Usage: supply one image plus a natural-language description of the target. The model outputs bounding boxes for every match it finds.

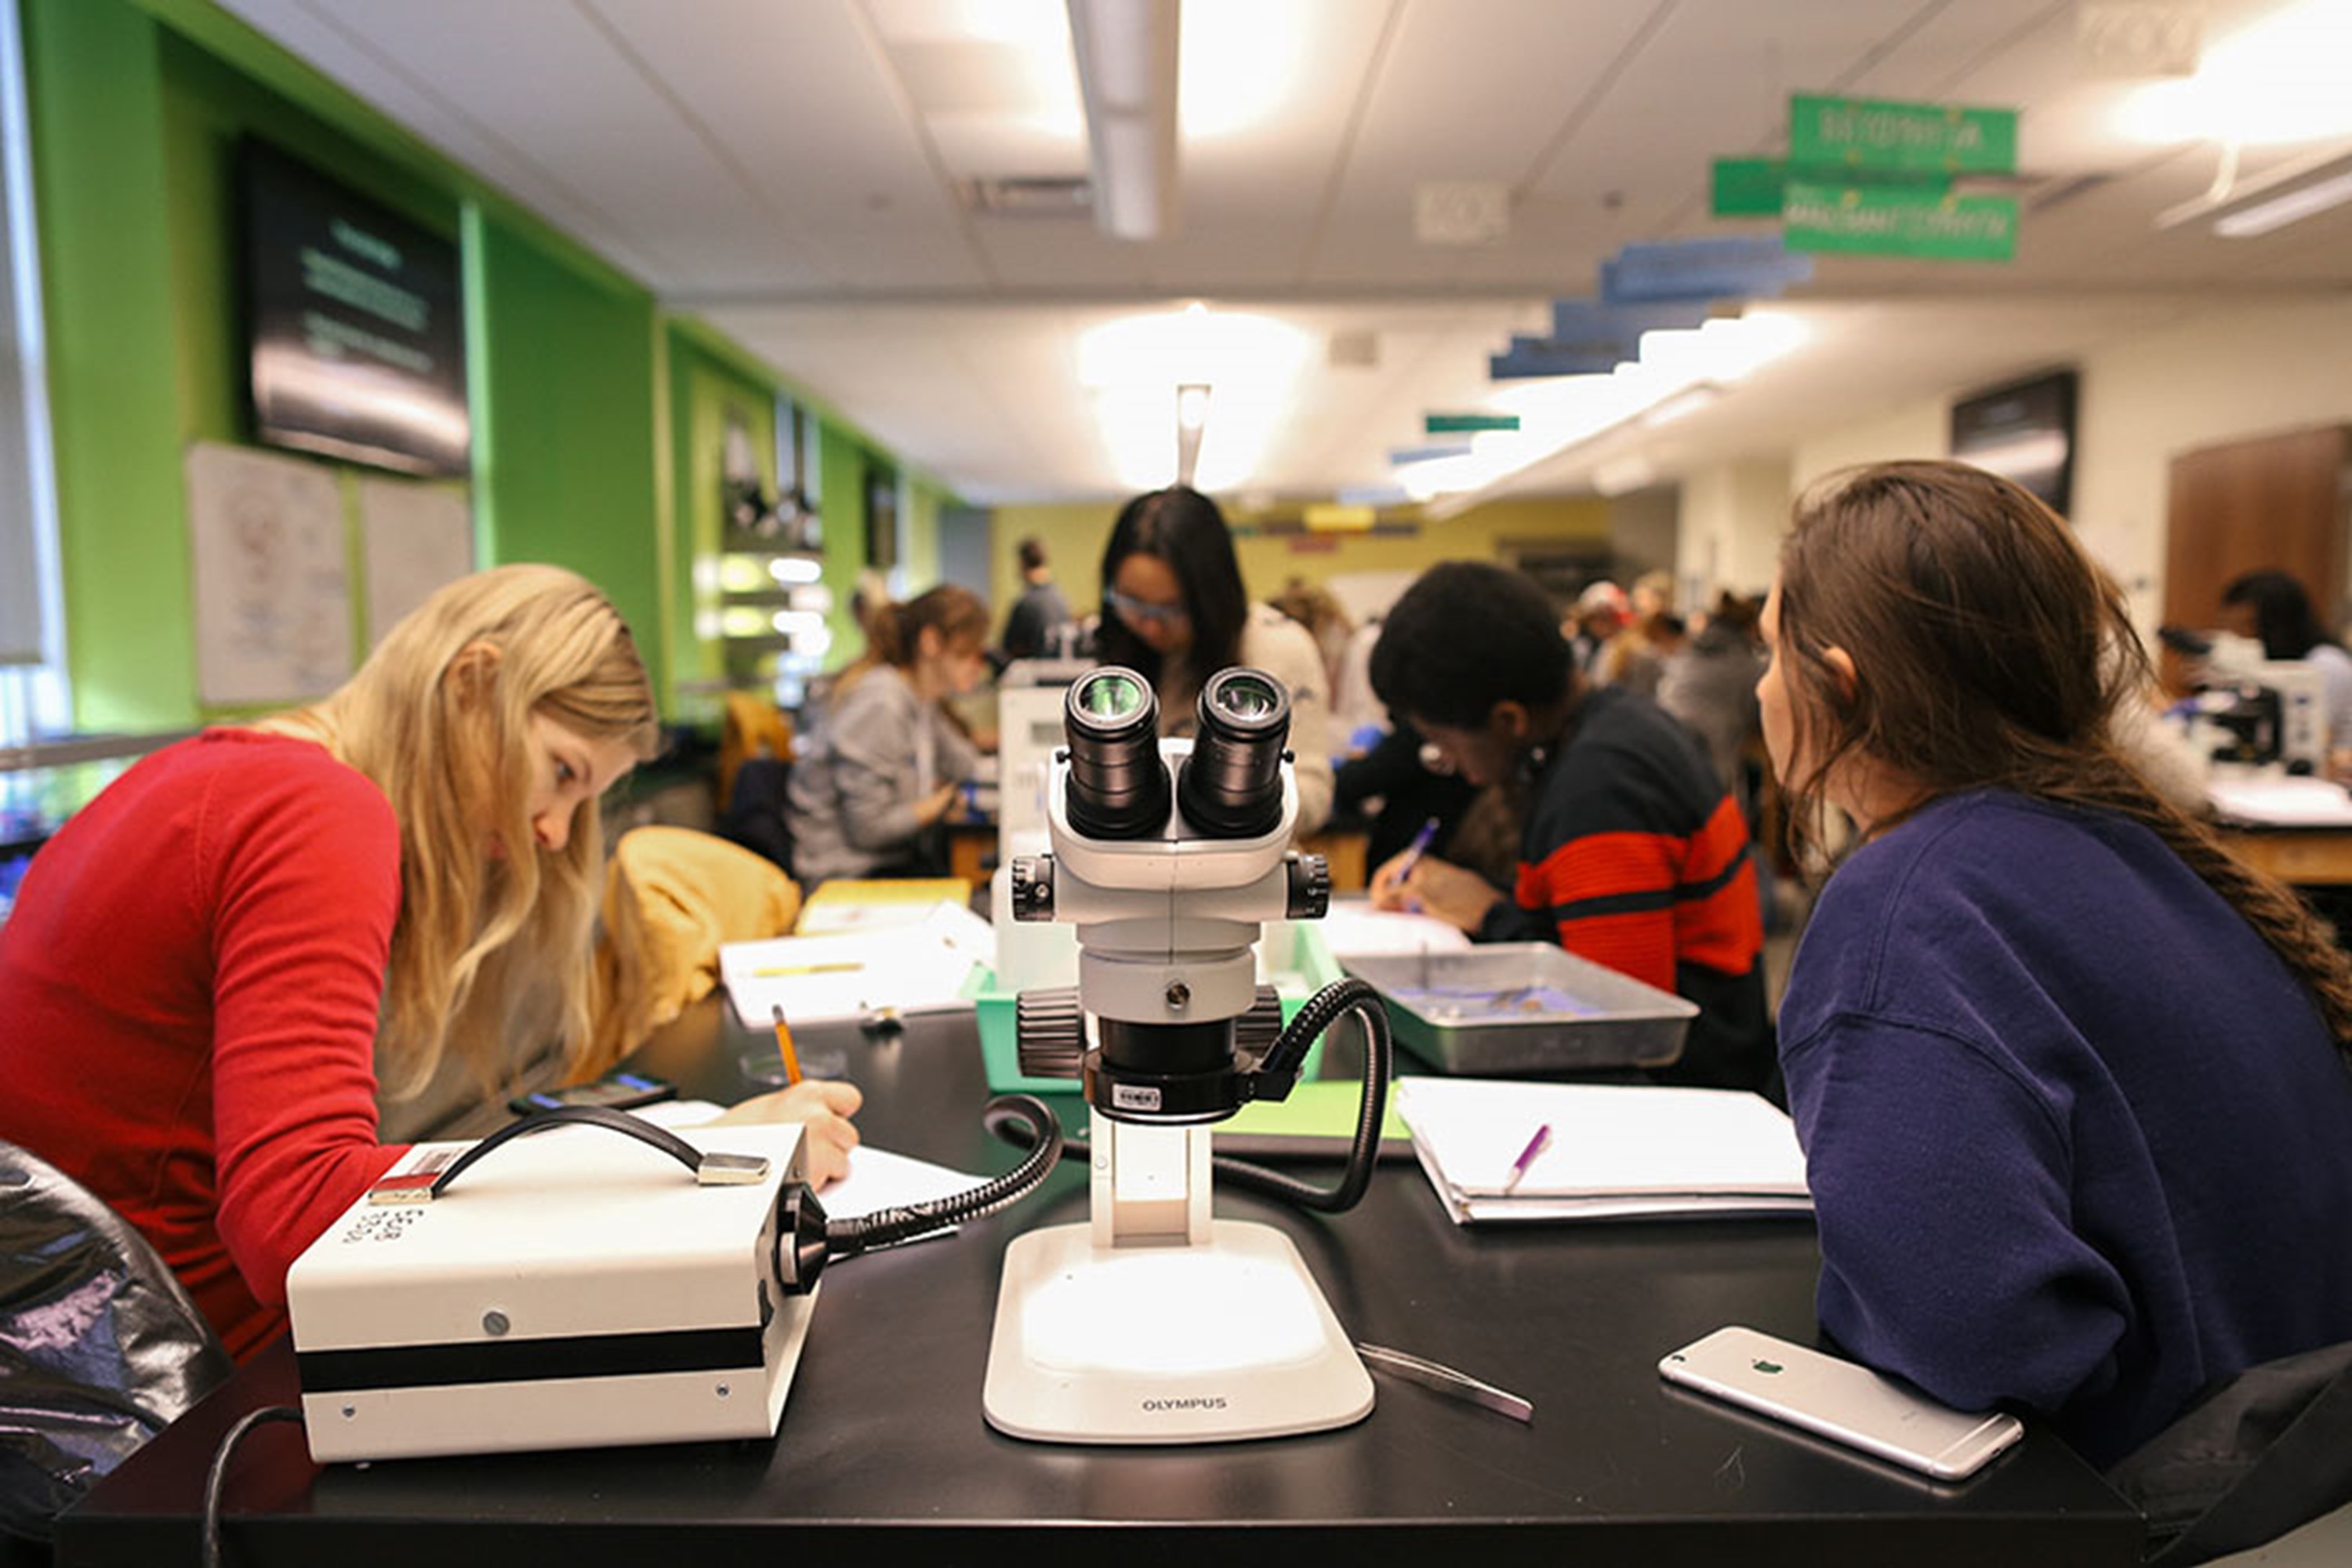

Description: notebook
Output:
[719,902,993,1029]
[1396,1076,1813,1225]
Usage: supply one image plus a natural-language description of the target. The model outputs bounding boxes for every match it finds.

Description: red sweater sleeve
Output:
[202,752,408,1310]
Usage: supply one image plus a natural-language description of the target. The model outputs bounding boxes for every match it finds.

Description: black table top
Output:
[57,1000,2143,1568]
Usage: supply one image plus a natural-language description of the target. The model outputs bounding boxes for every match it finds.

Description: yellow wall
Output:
[990,494,1611,621]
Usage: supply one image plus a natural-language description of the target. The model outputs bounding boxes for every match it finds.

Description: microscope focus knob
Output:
[1009,855,1055,922]
[1285,852,1331,919]
[1015,987,1086,1079]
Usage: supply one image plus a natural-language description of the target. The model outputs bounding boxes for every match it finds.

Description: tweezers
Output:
[1356,1342,1535,1423]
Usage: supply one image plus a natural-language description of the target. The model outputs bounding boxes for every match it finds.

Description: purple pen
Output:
[1392,815,1442,884]
[1501,1123,1554,1195]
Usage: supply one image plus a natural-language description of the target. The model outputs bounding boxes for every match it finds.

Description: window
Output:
[0,0,68,747]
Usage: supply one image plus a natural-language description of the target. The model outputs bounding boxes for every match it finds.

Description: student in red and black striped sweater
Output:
[1367,561,1773,1093]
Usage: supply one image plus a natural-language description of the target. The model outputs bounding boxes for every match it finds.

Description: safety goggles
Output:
[1104,587,1190,629]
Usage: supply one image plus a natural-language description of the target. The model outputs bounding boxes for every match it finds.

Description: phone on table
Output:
[507,1071,677,1117]
[1659,1326,2025,1482]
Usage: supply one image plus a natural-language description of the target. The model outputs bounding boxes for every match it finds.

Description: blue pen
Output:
[1501,1123,1554,1195]
[1392,815,1442,885]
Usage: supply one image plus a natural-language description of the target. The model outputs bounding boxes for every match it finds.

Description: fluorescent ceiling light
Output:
[1068,0,1178,239]
[2158,140,2352,235]
[1175,382,1210,430]
[2212,161,2352,237]
[1179,0,1312,138]
[1080,307,1308,491]
[1174,383,1209,486]
[2116,1,2352,145]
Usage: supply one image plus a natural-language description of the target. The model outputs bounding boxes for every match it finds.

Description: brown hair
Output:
[835,583,990,699]
[1776,459,2352,1051]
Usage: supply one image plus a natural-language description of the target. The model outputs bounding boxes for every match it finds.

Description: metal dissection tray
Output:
[1342,942,1694,1075]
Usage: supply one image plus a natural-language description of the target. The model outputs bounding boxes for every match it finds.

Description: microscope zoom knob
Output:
[1015,986,1086,1079]
[1009,855,1055,922]
[1286,852,1331,920]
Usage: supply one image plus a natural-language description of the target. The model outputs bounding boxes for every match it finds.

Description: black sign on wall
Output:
[241,140,469,477]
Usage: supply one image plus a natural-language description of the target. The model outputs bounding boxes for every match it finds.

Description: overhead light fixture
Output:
[2214,165,2352,236]
[2177,142,2352,237]
[1080,307,1308,491]
[1067,0,1179,240]
[1174,382,1210,486]
[2116,1,2352,147]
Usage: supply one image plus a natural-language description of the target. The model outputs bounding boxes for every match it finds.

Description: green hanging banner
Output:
[1783,181,2019,262]
[1712,157,1952,220]
[1424,412,1520,434]
[1711,158,1786,218]
[1789,93,2019,176]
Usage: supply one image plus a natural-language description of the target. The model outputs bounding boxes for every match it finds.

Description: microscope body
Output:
[2178,629,2330,774]
[983,669,1370,1443]
[1008,666,1328,1127]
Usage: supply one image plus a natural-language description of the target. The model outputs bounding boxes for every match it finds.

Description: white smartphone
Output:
[1658,1326,2025,1482]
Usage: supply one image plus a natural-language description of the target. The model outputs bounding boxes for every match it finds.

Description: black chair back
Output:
[1,1142,230,1548]
[2108,1338,2352,1565]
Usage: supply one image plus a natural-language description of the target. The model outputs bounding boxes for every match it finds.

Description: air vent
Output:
[960,176,1094,219]
[1328,330,1379,368]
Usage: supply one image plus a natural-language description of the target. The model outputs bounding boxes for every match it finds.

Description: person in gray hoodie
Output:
[788,584,989,884]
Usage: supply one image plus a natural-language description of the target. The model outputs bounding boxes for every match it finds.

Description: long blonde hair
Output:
[259,564,660,1097]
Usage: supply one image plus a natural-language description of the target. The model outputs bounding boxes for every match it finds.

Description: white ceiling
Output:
[215,0,2352,504]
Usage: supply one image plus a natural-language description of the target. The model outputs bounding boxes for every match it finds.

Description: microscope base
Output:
[982,1218,1374,1443]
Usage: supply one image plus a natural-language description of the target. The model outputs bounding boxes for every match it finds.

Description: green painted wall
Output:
[469,209,663,691]
[816,423,873,662]
[23,0,956,731]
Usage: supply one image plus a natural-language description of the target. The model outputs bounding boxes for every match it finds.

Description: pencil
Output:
[770,1002,804,1086]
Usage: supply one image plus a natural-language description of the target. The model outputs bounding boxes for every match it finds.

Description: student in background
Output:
[1764,460,2352,1468]
[1331,718,1479,870]
[1659,590,1766,815]
[0,566,862,1361]
[2220,567,2352,752]
[1093,485,1334,833]
[1565,579,1628,679]
[1366,561,1773,1093]
[1269,575,1355,699]
[1599,568,1676,697]
[999,535,1074,662]
[789,583,990,884]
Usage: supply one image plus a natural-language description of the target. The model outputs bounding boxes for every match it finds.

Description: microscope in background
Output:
[2159,627,2329,774]
[981,666,1379,1445]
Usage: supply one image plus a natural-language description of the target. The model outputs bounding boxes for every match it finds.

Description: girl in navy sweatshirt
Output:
[1760,459,2352,1468]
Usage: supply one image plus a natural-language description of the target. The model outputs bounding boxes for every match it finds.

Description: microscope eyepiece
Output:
[1178,667,1292,840]
[1062,666,1171,839]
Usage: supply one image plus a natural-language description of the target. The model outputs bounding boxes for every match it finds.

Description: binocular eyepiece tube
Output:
[1177,668,1292,841]
[1060,665,1292,841]
[1061,667,1169,839]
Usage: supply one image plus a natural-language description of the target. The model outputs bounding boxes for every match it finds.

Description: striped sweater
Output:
[1478,684,1773,1091]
